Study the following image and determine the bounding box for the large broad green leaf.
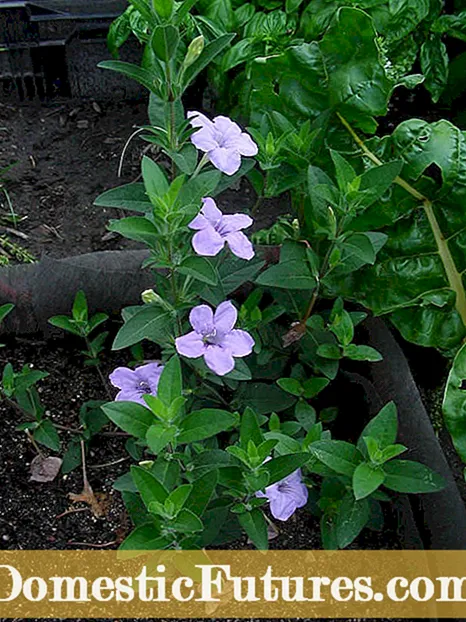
[249,8,393,132]
[340,119,466,354]
[102,402,155,439]
[383,460,445,493]
[98,61,157,92]
[443,343,466,462]
[420,35,449,103]
[113,305,175,350]
[94,183,151,213]
[178,409,238,443]
[301,0,431,44]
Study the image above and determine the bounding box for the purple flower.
[188,111,258,176]
[109,363,164,406]
[175,301,254,376]
[256,469,308,521]
[189,197,254,261]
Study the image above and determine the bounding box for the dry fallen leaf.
[30,455,63,483]
[69,480,109,519]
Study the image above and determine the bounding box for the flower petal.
[214,301,237,335]
[220,214,253,234]
[201,197,223,225]
[223,329,254,357]
[192,227,225,256]
[269,492,299,521]
[135,362,164,393]
[115,389,146,406]
[188,213,209,231]
[213,115,242,141]
[175,331,207,359]
[237,132,259,156]
[188,111,214,129]
[204,344,235,376]
[109,367,137,390]
[189,305,214,335]
[225,231,255,260]
[209,147,241,176]
[190,127,218,152]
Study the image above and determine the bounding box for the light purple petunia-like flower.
[175,301,254,376]
[189,197,254,261]
[109,363,164,406]
[188,111,258,176]
[256,468,308,521]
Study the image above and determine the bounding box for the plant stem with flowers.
[91,0,446,552]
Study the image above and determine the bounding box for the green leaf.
[166,484,192,514]
[108,216,159,245]
[178,409,237,443]
[256,260,316,290]
[142,155,170,197]
[277,378,302,397]
[113,306,174,350]
[182,34,236,91]
[330,149,356,193]
[152,0,174,19]
[170,508,203,533]
[302,377,330,399]
[131,465,169,508]
[443,342,466,462]
[102,401,155,439]
[236,383,297,414]
[178,256,218,286]
[146,423,177,454]
[295,400,316,431]
[157,355,182,408]
[185,470,218,517]
[263,453,310,486]
[98,61,156,92]
[357,401,398,456]
[420,35,449,103]
[343,344,382,362]
[48,316,81,336]
[119,524,171,550]
[316,344,341,360]
[346,119,466,353]
[238,509,268,550]
[121,491,149,527]
[0,303,14,324]
[310,440,363,477]
[285,0,304,13]
[240,407,263,449]
[336,494,370,548]
[61,441,82,474]
[383,460,445,493]
[151,25,180,62]
[353,463,385,500]
[343,233,377,265]
[34,420,60,451]
[94,183,151,213]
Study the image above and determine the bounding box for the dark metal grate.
[0,0,138,101]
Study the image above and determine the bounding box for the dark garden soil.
[0,333,400,553]
[0,98,286,264]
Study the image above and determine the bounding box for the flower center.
[138,381,151,394]
[203,328,218,345]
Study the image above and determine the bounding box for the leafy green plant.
[49,290,109,367]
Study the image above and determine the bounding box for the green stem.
[337,112,466,329]
[190,153,209,180]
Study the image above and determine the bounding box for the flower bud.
[183,35,205,69]
[141,289,159,304]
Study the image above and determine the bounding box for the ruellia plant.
[90,0,446,550]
